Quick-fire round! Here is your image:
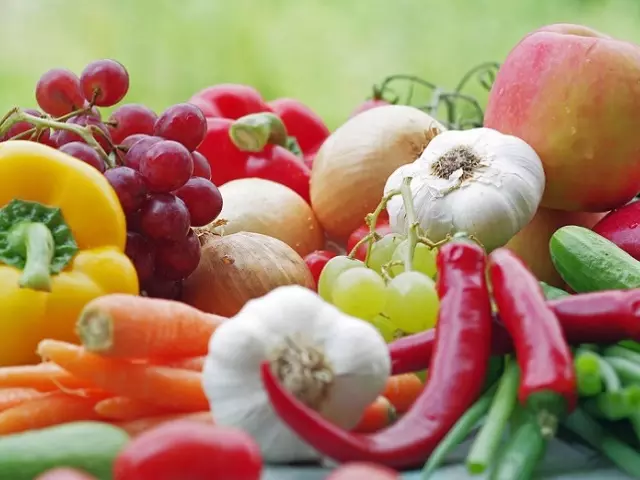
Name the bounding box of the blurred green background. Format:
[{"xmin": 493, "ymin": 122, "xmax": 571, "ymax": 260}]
[{"xmin": 1, "ymin": 0, "xmax": 639, "ymax": 129}]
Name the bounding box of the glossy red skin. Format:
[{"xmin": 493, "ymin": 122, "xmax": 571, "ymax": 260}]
[
  {"xmin": 244, "ymin": 145, "xmax": 311, "ymax": 203},
  {"xmin": 35, "ymin": 468, "xmax": 96, "ymax": 480},
  {"xmin": 488, "ymin": 248, "xmax": 577, "ymax": 409},
  {"xmin": 188, "ymin": 96, "xmax": 220, "ymax": 118},
  {"xmin": 327, "ymin": 463, "xmax": 400, "ymax": 479},
  {"xmin": 261, "ymin": 240, "xmax": 493, "ymax": 468},
  {"xmin": 190, "ymin": 84, "xmax": 271, "ymax": 120},
  {"xmin": 113, "ymin": 420, "xmax": 262, "ymax": 480},
  {"xmin": 197, "ymin": 118, "xmax": 249, "ymax": 186},
  {"xmin": 304, "ymin": 250, "xmax": 338, "ymax": 288},
  {"xmin": 268, "ymin": 98, "xmax": 330, "ymax": 155},
  {"xmin": 592, "ymin": 200, "xmax": 640, "ymax": 260},
  {"xmin": 390, "ymin": 289, "xmax": 640, "ymax": 375},
  {"xmin": 350, "ymin": 98, "xmax": 390, "ymax": 118},
  {"xmin": 346, "ymin": 216, "xmax": 392, "ymax": 260}
]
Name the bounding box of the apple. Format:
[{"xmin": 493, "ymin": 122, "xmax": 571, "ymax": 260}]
[
  {"xmin": 506, "ymin": 207, "xmax": 606, "ymax": 288},
  {"xmin": 485, "ymin": 24, "xmax": 640, "ymax": 212}
]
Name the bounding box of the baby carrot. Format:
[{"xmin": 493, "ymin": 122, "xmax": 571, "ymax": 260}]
[
  {"xmin": 75, "ymin": 294, "xmax": 225, "ymax": 359},
  {"xmin": 160, "ymin": 356, "xmax": 206, "ymax": 372},
  {"xmin": 95, "ymin": 396, "xmax": 176, "ymax": 421},
  {"xmin": 114, "ymin": 411, "xmax": 214, "ymax": 437},
  {"xmin": 0, "ymin": 389, "xmax": 106, "ymax": 435},
  {"xmin": 0, "ymin": 388, "xmax": 45, "ymax": 413},
  {"xmin": 37, "ymin": 340, "xmax": 209, "ymax": 411},
  {"xmin": 382, "ymin": 373, "xmax": 424, "ymax": 414},
  {"xmin": 354, "ymin": 396, "xmax": 397, "ymax": 433},
  {"xmin": 0, "ymin": 363, "xmax": 88, "ymax": 391}
]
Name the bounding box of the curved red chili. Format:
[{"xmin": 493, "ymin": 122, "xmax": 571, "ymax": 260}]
[
  {"xmin": 261, "ymin": 239, "xmax": 493, "ymax": 468},
  {"xmin": 390, "ymin": 289, "xmax": 640, "ymax": 375},
  {"xmin": 488, "ymin": 248, "xmax": 577, "ymax": 436}
]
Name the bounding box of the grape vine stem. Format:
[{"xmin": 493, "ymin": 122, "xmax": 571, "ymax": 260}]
[{"xmin": 400, "ymin": 176, "xmax": 419, "ymax": 272}]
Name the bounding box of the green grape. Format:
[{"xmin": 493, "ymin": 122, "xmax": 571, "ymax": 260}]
[
  {"xmin": 332, "ymin": 267, "xmax": 387, "ymax": 319},
  {"xmin": 368, "ymin": 233, "xmax": 405, "ymax": 274},
  {"xmin": 384, "ymin": 271, "xmax": 439, "ymax": 333},
  {"xmin": 390, "ymin": 240, "xmax": 438, "ymax": 278},
  {"xmin": 318, "ymin": 255, "xmax": 363, "ymax": 302},
  {"xmin": 370, "ymin": 314, "xmax": 401, "ymax": 343}
]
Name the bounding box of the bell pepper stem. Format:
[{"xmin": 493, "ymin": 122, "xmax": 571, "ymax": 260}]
[
  {"xmin": 526, "ymin": 390, "xmax": 568, "ymax": 439},
  {"xmin": 229, "ymin": 112, "xmax": 289, "ymax": 152},
  {"xmin": 7, "ymin": 222, "xmax": 55, "ymax": 292}
]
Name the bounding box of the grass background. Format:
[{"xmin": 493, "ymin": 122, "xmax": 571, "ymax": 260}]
[{"xmin": 1, "ymin": 0, "xmax": 639, "ymax": 129}]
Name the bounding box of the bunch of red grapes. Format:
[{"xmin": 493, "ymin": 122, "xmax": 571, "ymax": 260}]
[{"xmin": 1, "ymin": 59, "xmax": 223, "ymax": 299}]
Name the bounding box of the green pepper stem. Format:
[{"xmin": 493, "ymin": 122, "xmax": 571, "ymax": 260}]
[
  {"xmin": 7, "ymin": 222, "xmax": 55, "ymax": 292},
  {"xmin": 229, "ymin": 112, "xmax": 289, "ymax": 152},
  {"xmin": 526, "ymin": 390, "xmax": 568, "ymax": 439}
]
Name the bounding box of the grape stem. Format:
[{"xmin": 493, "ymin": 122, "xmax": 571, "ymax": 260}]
[
  {"xmin": 0, "ymin": 108, "xmax": 114, "ymax": 168},
  {"xmin": 400, "ymin": 176, "xmax": 419, "ymax": 272},
  {"xmin": 347, "ymin": 188, "xmax": 401, "ymax": 266},
  {"xmin": 380, "ymin": 259, "xmax": 404, "ymax": 282}
]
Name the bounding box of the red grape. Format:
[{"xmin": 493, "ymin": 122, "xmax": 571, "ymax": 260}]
[
  {"xmin": 121, "ymin": 133, "xmax": 148, "ymax": 149},
  {"xmin": 126, "ymin": 209, "xmax": 143, "ymax": 232},
  {"xmin": 104, "ymin": 166, "xmax": 148, "ymax": 214},
  {"xmin": 59, "ymin": 142, "xmax": 105, "ymax": 172},
  {"xmin": 303, "ymin": 250, "xmax": 338, "ymax": 287},
  {"xmin": 80, "ymin": 59, "xmax": 129, "ymax": 107},
  {"xmin": 191, "ymin": 151, "xmax": 211, "ymax": 180},
  {"xmin": 140, "ymin": 140, "xmax": 193, "ymax": 192},
  {"xmin": 35, "ymin": 68, "xmax": 85, "ymax": 116},
  {"xmin": 108, "ymin": 104, "xmax": 157, "ymax": 144},
  {"xmin": 53, "ymin": 115, "xmax": 113, "ymax": 153},
  {"xmin": 139, "ymin": 193, "xmax": 190, "ymax": 241},
  {"xmin": 174, "ymin": 177, "xmax": 223, "ymax": 227},
  {"xmin": 142, "ymin": 277, "xmax": 182, "ymax": 300},
  {"xmin": 155, "ymin": 229, "xmax": 201, "ymax": 280},
  {"xmin": 123, "ymin": 135, "xmax": 163, "ymax": 170},
  {"xmin": 125, "ymin": 231, "xmax": 155, "ymax": 283},
  {"xmin": 154, "ymin": 103, "xmax": 207, "ymax": 151}
]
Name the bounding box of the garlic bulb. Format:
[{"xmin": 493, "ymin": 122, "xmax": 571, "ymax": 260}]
[
  {"xmin": 202, "ymin": 285, "xmax": 391, "ymax": 463},
  {"xmin": 384, "ymin": 127, "xmax": 545, "ymax": 252}
]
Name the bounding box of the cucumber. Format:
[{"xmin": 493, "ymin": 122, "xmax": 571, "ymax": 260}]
[
  {"xmin": 539, "ymin": 281, "xmax": 570, "ymax": 300},
  {"xmin": 549, "ymin": 225, "xmax": 640, "ymax": 293},
  {"xmin": 0, "ymin": 421, "xmax": 129, "ymax": 480}
]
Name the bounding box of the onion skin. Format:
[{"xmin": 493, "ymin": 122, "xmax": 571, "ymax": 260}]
[
  {"xmin": 210, "ymin": 178, "xmax": 324, "ymax": 257},
  {"xmin": 182, "ymin": 232, "xmax": 315, "ymax": 317},
  {"xmin": 310, "ymin": 105, "xmax": 445, "ymax": 241}
]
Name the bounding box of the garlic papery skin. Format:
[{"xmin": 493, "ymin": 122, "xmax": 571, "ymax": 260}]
[
  {"xmin": 202, "ymin": 285, "xmax": 391, "ymax": 463},
  {"xmin": 384, "ymin": 127, "xmax": 545, "ymax": 252}
]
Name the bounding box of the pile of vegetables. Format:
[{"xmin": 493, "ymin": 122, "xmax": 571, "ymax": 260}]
[{"xmin": 2, "ymin": 18, "xmax": 640, "ymax": 480}]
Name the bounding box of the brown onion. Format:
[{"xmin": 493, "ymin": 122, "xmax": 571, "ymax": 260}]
[
  {"xmin": 209, "ymin": 178, "xmax": 324, "ymax": 257},
  {"xmin": 310, "ymin": 105, "xmax": 444, "ymax": 241},
  {"xmin": 182, "ymin": 232, "xmax": 314, "ymax": 317}
]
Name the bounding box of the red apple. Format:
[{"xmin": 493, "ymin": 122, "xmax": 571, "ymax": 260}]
[
  {"xmin": 485, "ymin": 24, "xmax": 640, "ymax": 212},
  {"xmin": 506, "ymin": 207, "xmax": 606, "ymax": 288}
]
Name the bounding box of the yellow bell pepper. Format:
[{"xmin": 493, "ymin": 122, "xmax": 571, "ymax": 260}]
[{"xmin": 0, "ymin": 140, "xmax": 139, "ymax": 366}]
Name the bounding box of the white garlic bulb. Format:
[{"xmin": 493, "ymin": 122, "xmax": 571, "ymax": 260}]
[
  {"xmin": 202, "ymin": 285, "xmax": 391, "ymax": 463},
  {"xmin": 384, "ymin": 127, "xmax": 545, "ymax": 252}
]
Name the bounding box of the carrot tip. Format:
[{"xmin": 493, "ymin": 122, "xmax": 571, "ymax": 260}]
[{"xmin": 75, "ymin": 309, "xmax": 114, "ymax": 352}]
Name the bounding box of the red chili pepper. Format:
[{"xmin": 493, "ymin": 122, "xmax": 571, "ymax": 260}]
[
  {"xmin": 113, "ymin": 420, "xmax": 262, "ymax": 480},
  {"xmin": 268, "ymin": 98, "xmax": 330, "ymax": 167},
  {"xmin": 389, "ymin": 289, "xmax": 640, "ymax": 375},
  {"xmin": 304, "ymin": 249, "xmax": 338, "ymax": 288},
  {"xmin": 488, "ymin": 248, "xmax": 577, "ymax": 434},
  {"xmin": 261, "ymin": 239, "xmax": 493, "ymax": 468},
  {"xmin": 190, "ymin": 83, "xmax": 271, "ymax": 119}
]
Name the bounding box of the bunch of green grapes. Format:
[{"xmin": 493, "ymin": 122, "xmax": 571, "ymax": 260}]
[{"xmin": 318, "ymin": 233, "xmax": 440, "ymax": 342}]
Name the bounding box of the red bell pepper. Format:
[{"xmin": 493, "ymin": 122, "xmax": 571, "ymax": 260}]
[{"xmin": 113, "ymin": 420, "xmax": 262, "ymax": 480}]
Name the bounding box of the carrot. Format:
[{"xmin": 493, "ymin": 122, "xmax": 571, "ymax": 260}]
[
  {"xmin": 382, "ymin": 373, "xmax": 424, "ymax": 414},
  {"xmin": 160, "ymin": 355, "xmax": 206, "ymax": 371},
  {"xmin": 114, "ymin": 411, "xmax": 213, "ymax": 437},
  {"xmin": 0, "ymin": 362, "xmax": 88, "ymax": 391},
  {"xmin": 95, "ymin": 396, "xmax": 176, "ymax": 421},
  {"xmin": 75, "ymin": 294, "xmax": 225, "ymax": 359},
  {"xmin": 353, "ymin": 396, "xmax": 396, "ymax": 433},
  {"xmin": 0, "ymin": 388, "xmax": 45, "ymax": 412},
  {"xmin": 37, "ymin": 340, "xmax": 209, "ymax": 411},
  {"xmin": 0, "ymin": 389, "xmax": 107, "ymax": 435}
]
